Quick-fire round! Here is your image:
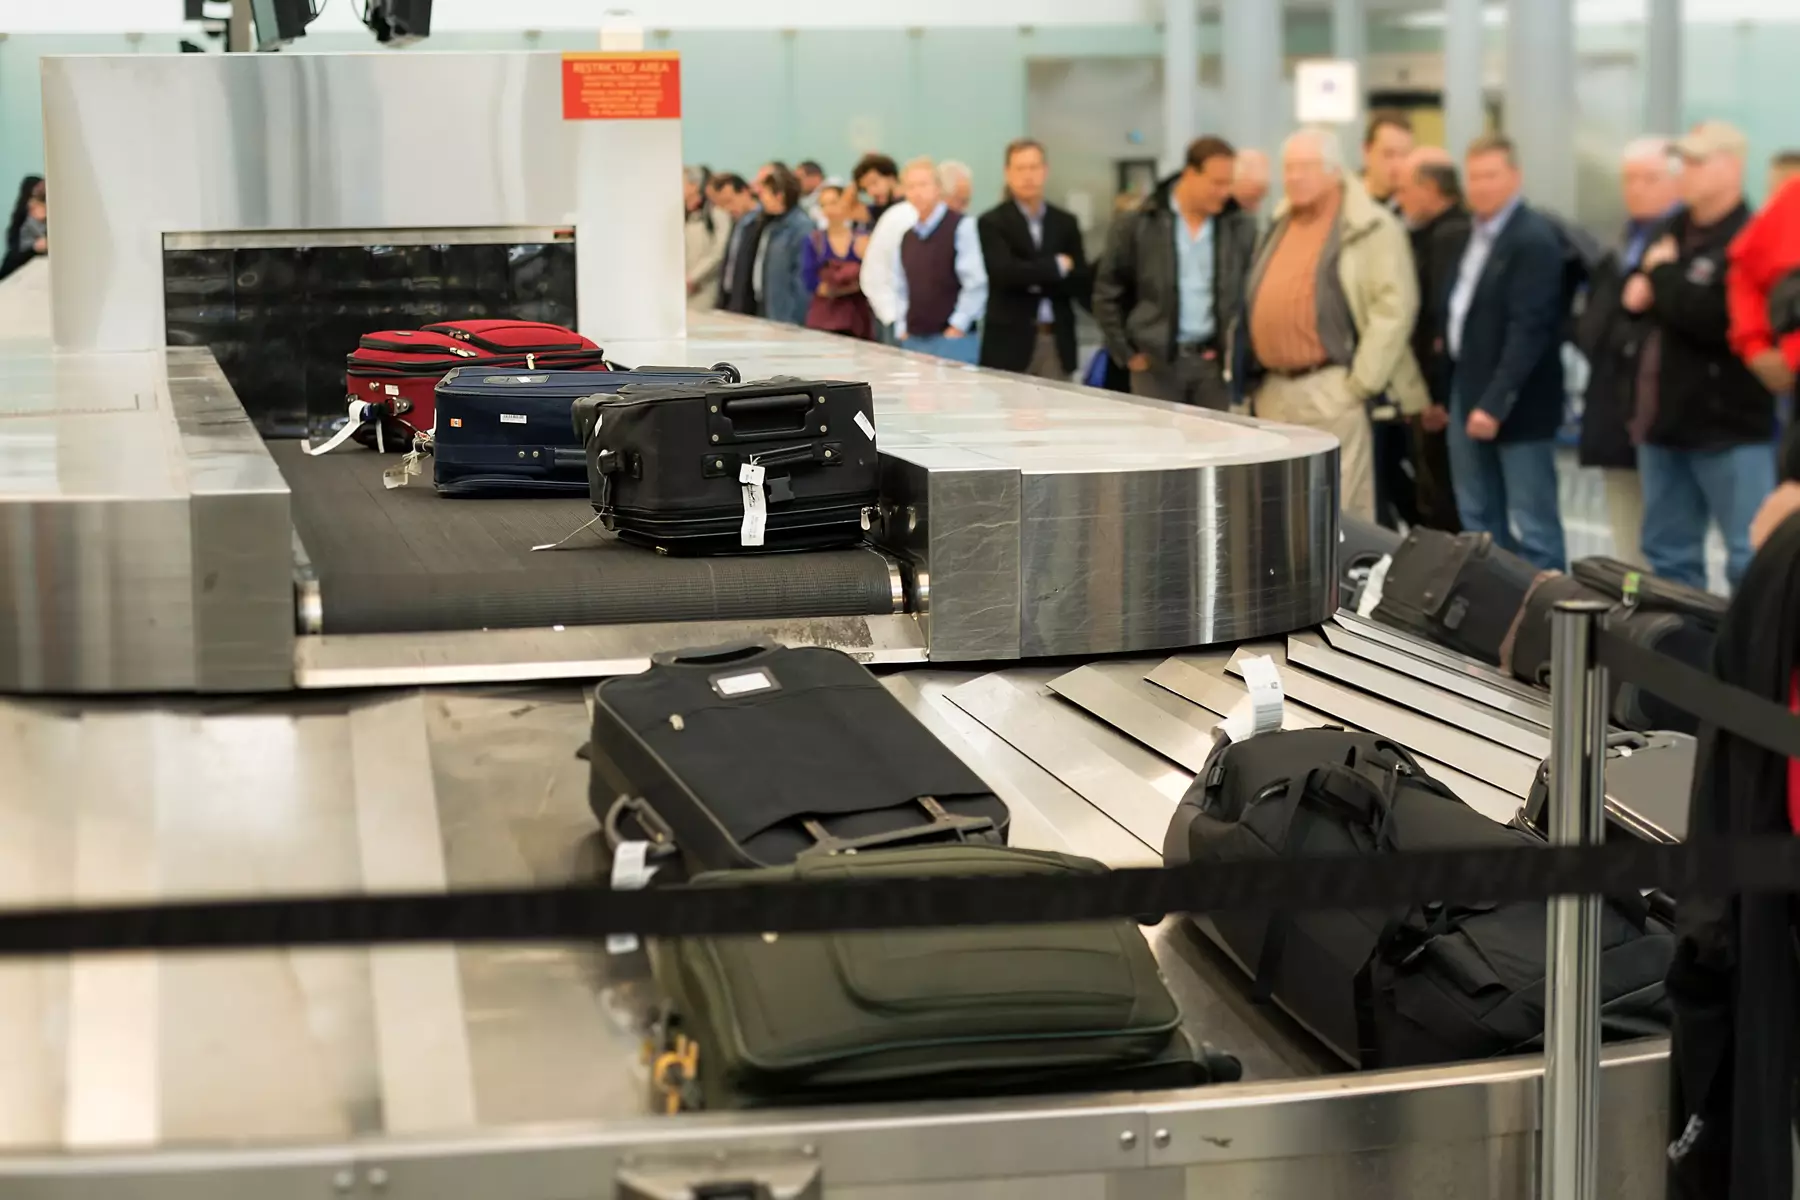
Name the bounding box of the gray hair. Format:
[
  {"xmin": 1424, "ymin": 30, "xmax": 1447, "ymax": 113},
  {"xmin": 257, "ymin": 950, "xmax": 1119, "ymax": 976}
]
[
  {"xmin": 1622, "ymin": 136, "xmax": 1679, "ymax": 176},
  {"xmin": 1283, "ymin": 126, "xmax": 1344, "ymax": 174},
  {"xmin": 1234, "ymin": 148, "xmax": 1270, "ymax": 180},
  {"xmin": 938, "ymin": 159, "xmax": 973, "ymax": 193},
  {"xmin": 682, "ymin": 164, "xmax": 707, "ymax": 188}
]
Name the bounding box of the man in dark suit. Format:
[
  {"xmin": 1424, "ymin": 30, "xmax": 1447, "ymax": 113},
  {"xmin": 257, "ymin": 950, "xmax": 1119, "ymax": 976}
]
[
  {"xmin": 976, "ymin": 139, "xmax": 1090, "ymax": 379},
  {"xmin": 713, "ymin": 174, "xmax": 767, "ymax": 314},
  {"xmin": 1395, "ymin": 147, "xmax": 1471, "ymax": 531},
  {"xmin": 1443, "ymin": 134, "xmax": 1569, "ymax": 570}
]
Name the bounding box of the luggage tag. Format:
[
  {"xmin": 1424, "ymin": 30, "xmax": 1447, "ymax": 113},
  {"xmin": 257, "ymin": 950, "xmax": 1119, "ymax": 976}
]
[
  {"xmin": 1356, "ymin": 554, "xmax": 1393, "ymax": 618},
  {"xmin": 381, "ymin": 432, "xmax": 433, "ymax": 489},
  {"xmin": 739, "ymin": 462, "xmax": 767, "ymax": 548},
  {"xmin": 306, "ymin": 399, "xmax": 375, "ymax": 457},
  {"xmin": 606, "ymin": 840, "xmax": 660, "ymax": 955},
  {"xmin": 1219, "ymin": 655, "xmax": 1285, "ymax": 742}
]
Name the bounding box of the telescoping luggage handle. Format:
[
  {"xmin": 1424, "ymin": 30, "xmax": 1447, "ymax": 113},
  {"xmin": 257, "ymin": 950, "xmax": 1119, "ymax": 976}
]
[{"xmin": 706, "ymin": 380, "xmax": 834, "ymax": 444}]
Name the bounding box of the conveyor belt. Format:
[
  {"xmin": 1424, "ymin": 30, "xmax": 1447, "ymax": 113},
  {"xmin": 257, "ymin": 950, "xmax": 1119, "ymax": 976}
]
[{"xmin": 269, "ymin": 441, "xmax": 899, "ymax": 635}]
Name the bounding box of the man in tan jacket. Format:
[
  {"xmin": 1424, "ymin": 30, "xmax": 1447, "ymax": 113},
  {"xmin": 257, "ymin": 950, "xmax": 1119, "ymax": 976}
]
[{"xmin": 1234, "ymin": 125, "xmax": 1430, "ymax": 521}]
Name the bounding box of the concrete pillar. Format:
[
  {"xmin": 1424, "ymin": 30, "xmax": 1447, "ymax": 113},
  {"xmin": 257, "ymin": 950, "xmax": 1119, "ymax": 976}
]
[
  {"xmin": 1163, "ymin": 0, "xmax": 1200, "ymax": 175},
  {"xmin": 1331, "ymin": 0, "xmax": 1367, "ymax": 166},
  {"xmin": 1221, "ymin": 0, "xmax": 1285, "ymax": 166},
  {"xmin": 1644, "ymin": 0, "xmax": 1683, "ymax": 137},
  {"xmin": 1505, "ymin": 0, "xmax": 1578, "ymax": 216},
  {"xmin": 1443, "ymin": 0, "xmax": 1485, "ymax": 159}
]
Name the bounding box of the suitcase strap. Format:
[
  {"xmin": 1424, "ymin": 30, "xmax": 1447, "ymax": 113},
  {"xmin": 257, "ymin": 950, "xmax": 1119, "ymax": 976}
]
[
  {"xmin": 1250, "ymin": 754, "xmax": 1410, "ymax": 1003},
  {"xmin": 798, "ymin": 796, "xmax": 995, "ymax": 858}
]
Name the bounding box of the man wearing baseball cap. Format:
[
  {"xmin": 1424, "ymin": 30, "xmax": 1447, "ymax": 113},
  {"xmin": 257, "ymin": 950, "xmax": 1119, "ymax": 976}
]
[{"xmin": 1623, "ymin": 119, "xmax": 1775, "ymax": 591}]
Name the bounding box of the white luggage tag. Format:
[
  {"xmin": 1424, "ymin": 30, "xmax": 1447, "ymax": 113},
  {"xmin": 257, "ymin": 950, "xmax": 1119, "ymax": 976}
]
[
  {"xmin": 739, "ymin": 461, "xmax": 767, "ymax": 548},
  {"xmin": 381, "ymin": 432, "xmax": 433, "ymax": 489},
  {"xmin": 307, "ymin": 399, "xmax": 376, "ymax": 457},
  {"xmin": 1356, "ymin": 553, "xmax": 1393, "ymax": 618},
  {"xmin": 1218, "ymin": 655, "xmax": 1285, "ymax": 742},
  {"xmin": 606, "ymin": 841, "xmax": 659, "ymax": 955}
]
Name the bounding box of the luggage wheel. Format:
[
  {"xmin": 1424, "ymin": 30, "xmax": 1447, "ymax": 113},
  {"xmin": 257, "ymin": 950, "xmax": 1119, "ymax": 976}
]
[{"xmin": 604, "ymin": 796, "xmax": 679, "ymax": 861}]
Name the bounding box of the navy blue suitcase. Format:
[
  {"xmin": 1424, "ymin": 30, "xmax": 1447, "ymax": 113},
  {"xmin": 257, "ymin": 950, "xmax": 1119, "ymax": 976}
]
[{"xmin": 432, "ymin": 364, "xmax": 740, "ymax": 496}]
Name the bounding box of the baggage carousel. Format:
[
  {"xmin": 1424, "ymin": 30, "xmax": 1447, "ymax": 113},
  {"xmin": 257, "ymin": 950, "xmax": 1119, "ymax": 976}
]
[
  {"xmin": 0, "ymin": 292, "xmax": 1674, "ymax": 1198},
  {"xmin": 0, "ymin": 46, "xmax": 1674, "ymax": 1196}
]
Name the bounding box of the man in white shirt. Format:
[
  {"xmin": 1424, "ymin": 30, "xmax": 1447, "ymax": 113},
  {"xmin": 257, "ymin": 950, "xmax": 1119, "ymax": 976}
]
[{"xmin": 860, "ymin": 201, "xmax": 917, "ymax": 345}]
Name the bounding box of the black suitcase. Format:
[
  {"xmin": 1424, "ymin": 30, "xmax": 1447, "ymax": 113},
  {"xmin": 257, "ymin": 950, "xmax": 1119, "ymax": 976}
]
[
  {"xmin": 1372, "ymin": 529, "xmax": 1548, "ymax": 665},
  {"xmin": 1520, "ymin": 729, "xmax": 1695, "ymax": 922},
  {"xmin": 1163, "ymin": 727, "xmax": 1674, "ymax": 1069},
  {"xmin": 1338, "ymin": 514, "xmax": 1404, "ymax": 612},
  {"xmin": 432, "ymin": 364, "xmax": 739, "ymax": 496},
  {"xmin": 580, "ymin": 376, "xmax": 880, "ymax": 554},
  {"xmin": 589, "ymin": 641, "xmax": 1009, "ymax": 873}
]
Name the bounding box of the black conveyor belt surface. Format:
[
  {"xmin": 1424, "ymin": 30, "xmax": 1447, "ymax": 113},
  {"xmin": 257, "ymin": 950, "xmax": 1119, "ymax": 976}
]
[{"xmin": 270, "ymin": 442, "xmax": 898, "ymax": 636}]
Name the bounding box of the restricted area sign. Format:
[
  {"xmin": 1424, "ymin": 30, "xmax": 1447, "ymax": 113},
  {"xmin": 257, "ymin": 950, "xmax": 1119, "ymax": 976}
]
[{"xmin": 561, "ymin": 51, "xmax": 681, "ymax": 121}]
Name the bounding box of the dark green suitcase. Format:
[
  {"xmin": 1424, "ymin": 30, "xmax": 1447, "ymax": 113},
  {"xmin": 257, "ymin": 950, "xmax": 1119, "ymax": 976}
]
[{"xmin": 646, "ymin": 844, "xmax": 1238, "ymax": 1110}]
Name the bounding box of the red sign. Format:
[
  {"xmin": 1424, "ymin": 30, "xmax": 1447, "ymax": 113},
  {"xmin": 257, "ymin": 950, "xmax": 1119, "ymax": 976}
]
[{"xmin": 562, "ymin": 52, "xmax": 681, "ymax": 121}]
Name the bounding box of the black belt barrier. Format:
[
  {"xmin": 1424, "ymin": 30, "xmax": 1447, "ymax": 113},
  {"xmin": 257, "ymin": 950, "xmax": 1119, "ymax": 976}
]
[{"xmin": 0, "ymin": 623, "xmax": 1797, "ymax": 957}]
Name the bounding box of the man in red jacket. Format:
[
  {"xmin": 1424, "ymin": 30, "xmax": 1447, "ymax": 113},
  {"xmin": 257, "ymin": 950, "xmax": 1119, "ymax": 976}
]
[{"xmin": 1728, "ymin": 172, "xmax": 1800, "ymax": 395}]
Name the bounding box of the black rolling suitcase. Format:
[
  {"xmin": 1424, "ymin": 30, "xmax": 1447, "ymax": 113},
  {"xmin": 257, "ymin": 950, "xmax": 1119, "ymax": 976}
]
[
  {"xmin": 580, "ymin": 376, "xmax": 880, "ymax": 554},
  {"xmin": 1519, "ymin": 729, "xmax": 1695, "ymax": 922},
  {"xmin": 1163, "ymin": 727, "xmax": 1674, "ymax": 1069},
  {"xmin": 432, "ymin": 364, "xmax": 739, "ymax": 496},
  {"xmin": 589, "ymin": 641, "xmax": 1009, "ymax": 873},
  {"xmin": 1371, "ymin": 529, "xmax": 1547, "ymax": 666}
]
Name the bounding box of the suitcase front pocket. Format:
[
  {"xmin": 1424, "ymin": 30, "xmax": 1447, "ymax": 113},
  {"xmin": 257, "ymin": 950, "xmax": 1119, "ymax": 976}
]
[{"xmin": 831, "ymin": 926, "xmax": 1148, "ymax": 1024}]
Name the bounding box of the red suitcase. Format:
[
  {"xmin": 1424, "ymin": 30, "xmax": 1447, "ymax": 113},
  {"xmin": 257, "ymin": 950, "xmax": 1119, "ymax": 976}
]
[{"xmin": 332, "ymin": 320, "xmax": 610, "ymax": 453}]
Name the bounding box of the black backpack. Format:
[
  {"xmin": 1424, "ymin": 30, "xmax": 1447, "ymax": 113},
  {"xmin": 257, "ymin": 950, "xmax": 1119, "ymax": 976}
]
[{"xmin": 1164, "ymin": 727, "xmax": 1674, "ymax": 1069}]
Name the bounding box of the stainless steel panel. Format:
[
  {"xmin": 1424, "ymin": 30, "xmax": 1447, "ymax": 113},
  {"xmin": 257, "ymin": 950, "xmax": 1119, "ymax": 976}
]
[
  {"xmin": 1286, "ymin": 634, "xmax": 1551, "ymax": 758},
  {"xmin": 41, "ymin": 52, "xmax": 684, "ymax": 350},
  {"xmin": 162, "ymin": 228, "xmax": 572, "ymax": 251},
  {"xmin": 1331, "ymin": 611, "xmax": 1545, "ymax": 703},
  {"xmin": 0, "ymin": 349, "xmax": 291, "ymax": 693},
  {"xmin": 169, "ymin": 350, "xmax": 293, "ymax": 691},
  {"xmin": 883, "ymin": 673, "xmax": 1145, "ymax": 865},
  {"xmin": 1225, "ymin": 649, "xmax": 1540, "ymax": 798},
  {"xmin": 294, "ymin": 615, "xmax": 930, "ymax": 690},
  {"xmin": 1320, "ymin": 619, "xmax": 1552, "ymax": 726},
  {"xmin": 945, "ymin": 672, "xmax": 1185, "ymax": 852},
  {"xmin": 1047, "ymin": 663, "xmax": 1221, "ymax": 771}
]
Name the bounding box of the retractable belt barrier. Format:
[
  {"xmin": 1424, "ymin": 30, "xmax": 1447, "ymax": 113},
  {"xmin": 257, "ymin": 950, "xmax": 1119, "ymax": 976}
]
[{"xmin": 0, "ymin": 623, "xmax": 1797, "ymax": 958}]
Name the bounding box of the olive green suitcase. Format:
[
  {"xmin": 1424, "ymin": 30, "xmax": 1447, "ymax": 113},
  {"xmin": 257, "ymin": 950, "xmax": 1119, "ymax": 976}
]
[{"xmin": 646, "ymin": 844, "xmax": 1238, "ymax": 1110}]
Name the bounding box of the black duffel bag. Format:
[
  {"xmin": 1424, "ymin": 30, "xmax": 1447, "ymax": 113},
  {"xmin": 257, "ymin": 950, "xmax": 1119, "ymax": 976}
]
[
  {"xmin": 1371, "ymin": 529, "xmax": 1546, "ymax": 666},
  {"xmin": 1163, "ymin": 727, "xmax": 1674, "ymax": 1069}
]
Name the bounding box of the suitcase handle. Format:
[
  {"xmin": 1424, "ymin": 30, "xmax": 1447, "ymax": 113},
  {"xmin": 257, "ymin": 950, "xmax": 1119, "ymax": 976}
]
[
  {"xmin": 649, "ymin": 639, "xmax": 782, "ymax": 668},
  {"xmin": 798, "ymin": 796, "xmax": 996, "ymax": 858}
]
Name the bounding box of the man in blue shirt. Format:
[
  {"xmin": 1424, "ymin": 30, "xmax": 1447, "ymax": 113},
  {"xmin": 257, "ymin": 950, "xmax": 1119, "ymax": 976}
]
[
  {"xmin": 1092, "ymin": 136, "xmax": 1258, "ymax": 410},
  {"xmin": 1443, "ymin": 134, "xmax": 1570, "ymax": 571},
  {"xmin": 893, "ymin": 157, "xmax": 989, "ymax": 366}
]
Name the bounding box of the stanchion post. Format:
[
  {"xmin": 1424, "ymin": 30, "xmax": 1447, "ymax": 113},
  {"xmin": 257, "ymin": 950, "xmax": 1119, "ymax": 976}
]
[{"xmin": 1541, "ymin": 600, "xmax": 1611, "ymax": 1200}]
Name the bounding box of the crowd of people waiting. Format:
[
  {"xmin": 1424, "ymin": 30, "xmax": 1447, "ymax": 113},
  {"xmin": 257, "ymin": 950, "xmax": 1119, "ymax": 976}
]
[{"xmin": 687, "ymin": 116, "xmax": 1800, "ymax": 591}]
